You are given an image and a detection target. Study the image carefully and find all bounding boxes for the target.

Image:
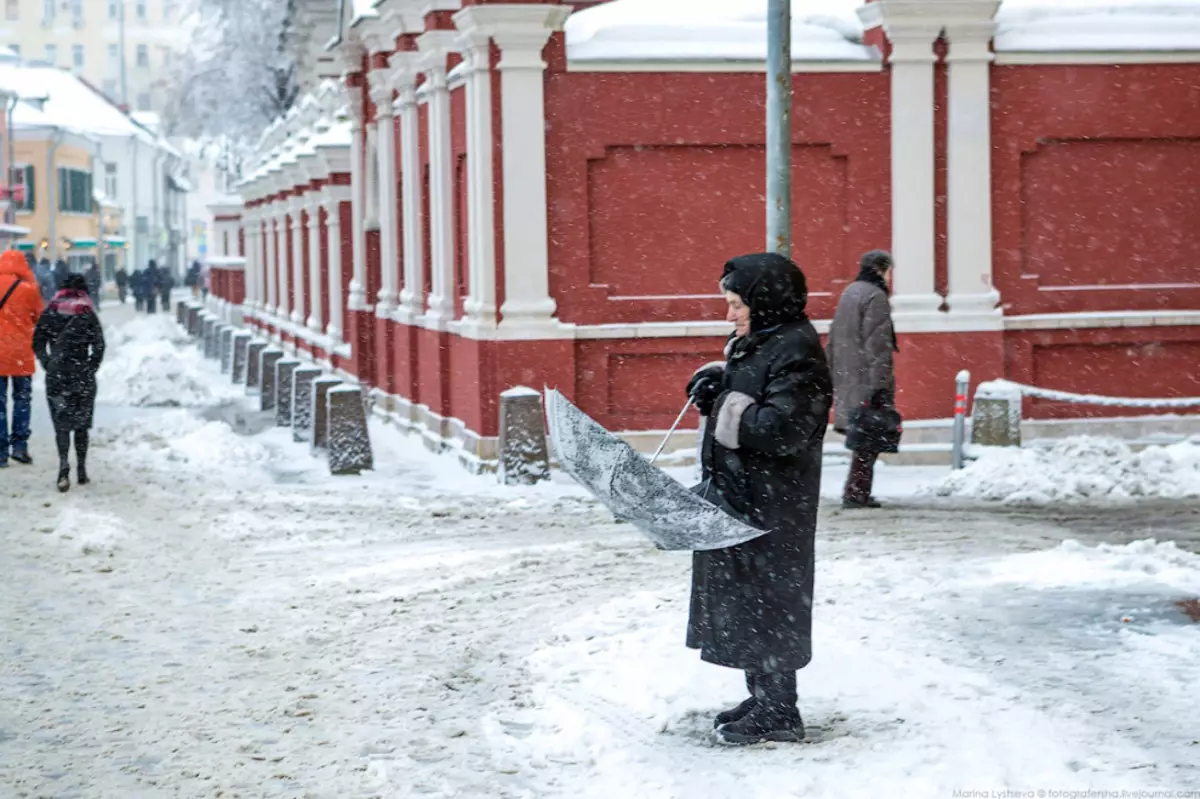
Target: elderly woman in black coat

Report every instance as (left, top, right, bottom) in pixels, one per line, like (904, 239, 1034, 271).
(684, 252, 833, 745)
(33, 274, 106, 492)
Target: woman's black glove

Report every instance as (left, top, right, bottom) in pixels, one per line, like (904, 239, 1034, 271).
(687, 363, 725, 417)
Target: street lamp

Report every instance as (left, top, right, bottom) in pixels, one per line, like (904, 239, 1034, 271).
(766, 0, 792, 257)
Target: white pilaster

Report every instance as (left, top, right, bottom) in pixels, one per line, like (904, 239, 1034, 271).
(277, 200, 292, 320)
(369, 68, 400, 317)
(306, 196, 325, 333)
(265, 205, 279, 315)
(394, 53, 425, 324)
(343, 77, 371, 312)
(860, 1, 944, 320)
(418, 31, 460, 328)
(459, 5, 572, 338)
(243, 208, 258, 310)
(290, 193, 307, 326)
(322, 186, 350, 344)
(453, 10, 499, 332)
(946, 6, 1003, 326)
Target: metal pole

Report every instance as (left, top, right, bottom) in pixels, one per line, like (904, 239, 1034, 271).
(649, 399, 694, 466)
(951, 369, 970, 470)
(766, 0, 792, 257)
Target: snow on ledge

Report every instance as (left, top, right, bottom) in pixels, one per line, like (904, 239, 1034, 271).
(995, 0, 1200, 52)
(565, 0, 876, 64)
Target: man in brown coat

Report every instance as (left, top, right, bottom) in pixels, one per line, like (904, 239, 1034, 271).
(827, 250, 897, 508)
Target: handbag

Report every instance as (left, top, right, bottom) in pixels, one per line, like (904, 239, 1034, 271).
(844, 402, 903, 454)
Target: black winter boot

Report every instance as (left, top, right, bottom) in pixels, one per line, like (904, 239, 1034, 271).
(713, 672, 758, 728)
(75, 430, 90, 485)
(57, 466, 71, 493)
(715, 672, 804, 745)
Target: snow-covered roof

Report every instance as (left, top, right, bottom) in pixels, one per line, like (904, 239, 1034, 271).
(995, 0, 1200, 51)
(565, 0, 1200, 62)
(310, 118, 352, 150)
(0, 62, 176, 151)
(566, 0, 873, 63)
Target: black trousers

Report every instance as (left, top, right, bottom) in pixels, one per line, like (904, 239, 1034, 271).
(746, 670, 797, 708)
(844, 449, 879, 503)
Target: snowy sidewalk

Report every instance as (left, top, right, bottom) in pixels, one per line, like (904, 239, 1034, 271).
(1, 309, 1199, 798)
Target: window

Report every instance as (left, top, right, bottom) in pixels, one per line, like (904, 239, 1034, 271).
(43, 43, 56, 66)
(136, 44, 148, 67)
(103, 79, 117, 98)
(70, 0, 82, 23)
(163, 0, 175, 21)
(108, 0, 119, 20)
(5, 0, 18, 22)
(72, 44, 84, 69)
(136, 1, 146, 20)
(104, 163, 118, 198)
(58, 168, 93, 214)
(136, 92, 151, 111)
(42, 0, 54, 24)
(107, 43, 119, 72)
(12, 165, 34, 212)
(160, 47, 172, 68)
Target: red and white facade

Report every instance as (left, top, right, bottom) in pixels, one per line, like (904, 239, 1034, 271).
(215, 0, 1200, 469)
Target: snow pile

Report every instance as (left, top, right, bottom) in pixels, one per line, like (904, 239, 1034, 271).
(996, 0, 1200, 52)
(565, 0, 875, 63)
(92, 409, 279, 479)
(54, 509, 128, 559)
(926, 436, 1200, 504)
(980, 538, 1200, 594)
(97, 315, 241, 408)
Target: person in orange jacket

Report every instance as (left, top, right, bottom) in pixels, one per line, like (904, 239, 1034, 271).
(0, 249, 43, 467)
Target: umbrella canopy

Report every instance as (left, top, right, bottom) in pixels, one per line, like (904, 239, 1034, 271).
(545, 388, 765, 551)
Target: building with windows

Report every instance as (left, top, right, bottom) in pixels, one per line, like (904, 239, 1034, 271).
(0, 0, 188, 113)
(0, 52, 188, 275)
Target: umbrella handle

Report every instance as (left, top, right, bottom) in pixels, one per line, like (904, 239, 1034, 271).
(649, 398, 694, 466)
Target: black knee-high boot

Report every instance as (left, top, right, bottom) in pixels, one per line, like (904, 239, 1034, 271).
(55, 428, 71, 492)
(75, 430, 90, 485)
(716, 671, 804, 745)
(714, 672, 759, 728)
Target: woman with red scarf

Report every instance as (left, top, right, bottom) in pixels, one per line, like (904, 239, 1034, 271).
(33, 274, 106, 492)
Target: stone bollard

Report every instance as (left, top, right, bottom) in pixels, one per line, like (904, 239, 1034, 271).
(187, 306, 202, 337)
(497, 387, 551, 485)
(327, 386, 373, 475)
(970, 380, 1023, 448)
(291, 367, 323, 443)
(245, 341, 267, 394)
(310, 377, 342, 452)
(274, 359, 301, 427)
(231, 333, 253, 384)
(176, 301, 187, 327)
(219, 328, 235, 373)
(198, 317, 210, 350)
(207, 323, 225, 360)
(259, 349, 284, 412)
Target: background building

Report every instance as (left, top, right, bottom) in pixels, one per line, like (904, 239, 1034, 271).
(0, 0, 188, 113)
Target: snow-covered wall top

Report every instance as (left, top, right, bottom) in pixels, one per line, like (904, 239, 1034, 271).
(564, 0, 1200, 62)
(565, 0, 875, 63)
(995, 0, 1200, 52)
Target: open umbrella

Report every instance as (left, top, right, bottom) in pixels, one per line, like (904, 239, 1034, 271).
(544, 388, 765, 551)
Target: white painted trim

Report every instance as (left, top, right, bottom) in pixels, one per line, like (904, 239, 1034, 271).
(306, 198, 325, 334)
(370, 70, 400, 317)
(265, 211, 280, 314)
(1003, 311, 1200, 331)
(395, 71, 426, 322)
(418, 30, 460, 326)
(321, 192, 347, 345)
(564, 59, 884, 73)
(995, 50, 1200, 66)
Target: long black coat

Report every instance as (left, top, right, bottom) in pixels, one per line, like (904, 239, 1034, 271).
(687, 254, 833, 673)
(32, 291, 106, 431)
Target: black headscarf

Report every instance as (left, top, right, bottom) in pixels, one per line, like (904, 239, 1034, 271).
(719, 252, 809, 334)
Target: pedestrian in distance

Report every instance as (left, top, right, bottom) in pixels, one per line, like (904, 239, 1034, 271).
(115, 266, 129, 304)
(131, 268, 146, 312)
(144, 260, 161, 314)
(33, 274, 105, 492)
(185, 260, 201, 299)
(0, 250, 44, 468)
(53, 258, 70, 292)
(35, 257, 55, 304)
(683, 252, 833, 746)
(827, 249, 899, 509)
(84, 260, 102, 309)
(158, 268, 174, 312)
